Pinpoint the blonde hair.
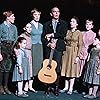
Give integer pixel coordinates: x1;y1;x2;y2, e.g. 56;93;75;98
31;8;41;15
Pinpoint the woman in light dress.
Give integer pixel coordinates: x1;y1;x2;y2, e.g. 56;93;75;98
60;16;83;95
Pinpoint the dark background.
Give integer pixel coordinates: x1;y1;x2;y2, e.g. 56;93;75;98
0;0;100;93
0;0;100;34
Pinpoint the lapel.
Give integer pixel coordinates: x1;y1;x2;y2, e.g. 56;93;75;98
48;21;53;30
57;20;61;28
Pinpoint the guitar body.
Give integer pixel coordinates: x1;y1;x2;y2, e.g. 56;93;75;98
38;59;57;84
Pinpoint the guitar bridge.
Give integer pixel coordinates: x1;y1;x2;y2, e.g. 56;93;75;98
44;74;51;77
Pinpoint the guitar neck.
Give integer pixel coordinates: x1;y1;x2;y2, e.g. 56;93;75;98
48;49;54;65
48;38;57;65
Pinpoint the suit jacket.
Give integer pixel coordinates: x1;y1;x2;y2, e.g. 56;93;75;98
41;19;68;54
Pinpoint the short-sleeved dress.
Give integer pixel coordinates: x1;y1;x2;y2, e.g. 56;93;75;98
12;48;30;81
83;47;100;85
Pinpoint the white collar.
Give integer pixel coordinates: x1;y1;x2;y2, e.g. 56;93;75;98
52;19;59;23
4;21;11;27
31;20;38;29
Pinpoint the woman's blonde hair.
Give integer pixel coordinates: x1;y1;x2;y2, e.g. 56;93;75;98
31;8;41;15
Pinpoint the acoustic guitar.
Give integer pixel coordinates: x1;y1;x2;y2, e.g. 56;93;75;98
38;48;57;84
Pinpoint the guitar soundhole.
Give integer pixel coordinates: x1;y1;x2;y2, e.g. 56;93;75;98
47;65;51;70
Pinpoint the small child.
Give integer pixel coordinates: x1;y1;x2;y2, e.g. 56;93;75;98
12;37;30;97
83;38;100;99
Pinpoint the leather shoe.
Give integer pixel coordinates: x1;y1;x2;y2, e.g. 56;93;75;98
87;95;96;99
44;87;50;96
54;86;59;96
4;86;11;95
29;88;37;93
59;89;68;93
44;91;49;96
17;93;29;98
67;91;72;95
83;94;91;98
0;86;6;95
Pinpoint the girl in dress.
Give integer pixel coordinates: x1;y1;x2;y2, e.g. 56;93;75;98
20;23;37;93
79;19;96;76
73;19;96;94
83;38;100;99
12;37;30;97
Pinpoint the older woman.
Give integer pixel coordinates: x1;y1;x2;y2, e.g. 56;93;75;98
60;16;83;95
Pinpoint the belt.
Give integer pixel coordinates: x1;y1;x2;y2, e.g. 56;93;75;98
67;45;77;47
1;40;13;44
25;48;31;50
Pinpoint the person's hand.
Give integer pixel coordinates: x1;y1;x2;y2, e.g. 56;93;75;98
50;42;56;49
50;39;57;49
96;67;100;75
0;53;3;61
18;67;23;74
47;42;56;49
79;53;84;60
47;42;51;47
96;56;100;63
74;57;79;64
45;33;54;41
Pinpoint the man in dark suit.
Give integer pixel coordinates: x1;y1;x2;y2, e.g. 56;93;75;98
41;6;68;96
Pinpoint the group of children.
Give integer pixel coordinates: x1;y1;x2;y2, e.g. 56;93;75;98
78;22;100;99
13;21;100;99
12;23;36;97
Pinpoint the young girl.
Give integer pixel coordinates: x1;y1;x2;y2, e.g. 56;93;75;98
73;19;96;94
83;38;100;99
79;19;96;76
20;23;37;93
12;37;30;97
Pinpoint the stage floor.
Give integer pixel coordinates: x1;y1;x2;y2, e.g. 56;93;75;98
0;91;100;100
